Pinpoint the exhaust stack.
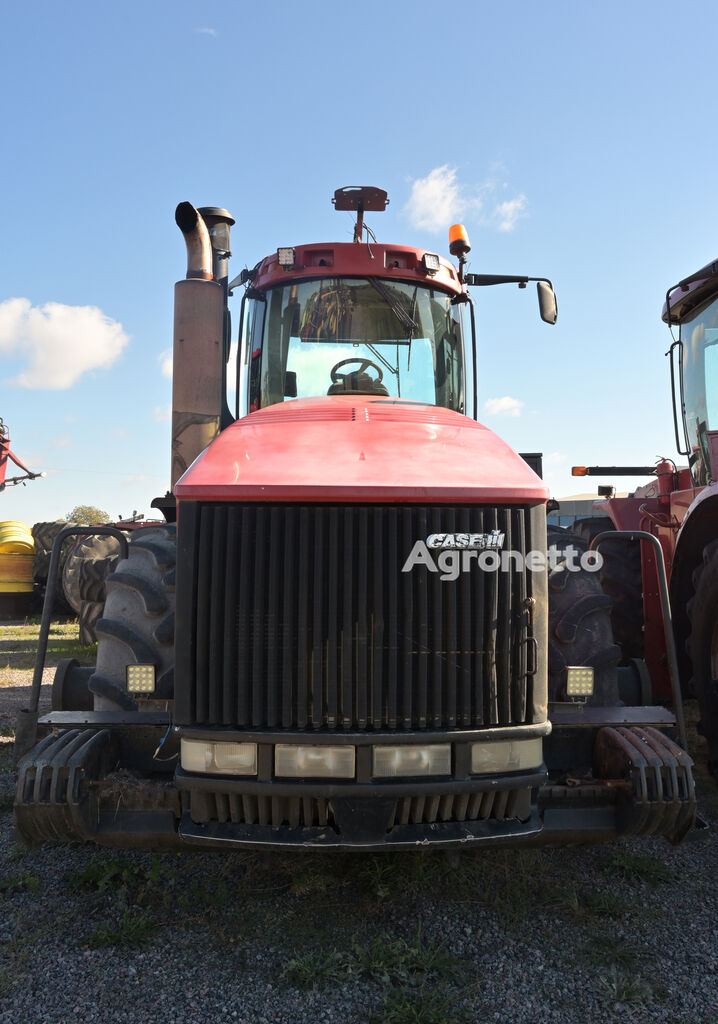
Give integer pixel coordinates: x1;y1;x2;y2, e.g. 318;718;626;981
171;202;232;489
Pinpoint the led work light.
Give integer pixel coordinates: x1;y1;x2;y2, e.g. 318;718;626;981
126;664;156;694
277;247;295;268
566;666;595;701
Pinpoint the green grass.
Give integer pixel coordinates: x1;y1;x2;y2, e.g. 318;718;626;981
369;985;470;1024
282;949;349;990
86;908;159;949
351;931;458;986
0;619;95;674
0;871;42;895
581;933;639;970
602;851;674;885
67;853;162;902
282;929;460;994
597;965;653;1006
580;889;629;918
550;884;628;920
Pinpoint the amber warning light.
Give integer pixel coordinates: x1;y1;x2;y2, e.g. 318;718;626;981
449;223;471;259
572;466;588;477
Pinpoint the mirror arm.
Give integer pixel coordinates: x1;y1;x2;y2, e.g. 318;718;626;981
464;273;554;289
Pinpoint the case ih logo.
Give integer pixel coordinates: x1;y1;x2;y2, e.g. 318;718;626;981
426;531;505;551
402;532;602;582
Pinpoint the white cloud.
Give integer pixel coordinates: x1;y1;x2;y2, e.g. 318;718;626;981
404;166;475;233
544;451;566;465
53;434;72;449
484;395;524;417
494;194;528;232
404;166;528;235
154;405;171;422
124;473;148;487
0;298;128;389
195;27;217;36
159;350;173;378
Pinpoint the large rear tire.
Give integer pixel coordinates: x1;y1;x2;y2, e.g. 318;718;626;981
89;524;176;711
547;526;621;705
686;540;718;778
572;516;644;661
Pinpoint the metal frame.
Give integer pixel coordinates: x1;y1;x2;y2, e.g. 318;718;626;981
589;530;688;750
26;525;129;714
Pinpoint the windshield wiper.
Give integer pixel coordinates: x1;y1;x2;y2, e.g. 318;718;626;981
368;278;420;335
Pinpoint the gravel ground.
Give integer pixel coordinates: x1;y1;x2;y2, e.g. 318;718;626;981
1;627;718;1024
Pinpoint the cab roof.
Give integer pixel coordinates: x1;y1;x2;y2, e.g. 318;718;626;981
251;241;463;296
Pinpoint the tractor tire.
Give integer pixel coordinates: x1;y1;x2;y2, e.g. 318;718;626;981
62;533;125;615
572;516;644;661
31;520;79;616
89;524;176;711
547;525;621;705
686;540;718;778
78;600;103;645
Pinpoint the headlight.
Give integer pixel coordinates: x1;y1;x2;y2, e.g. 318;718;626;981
470;738;543;775
275;745;355;779
181;739;257;775
372;744;451;778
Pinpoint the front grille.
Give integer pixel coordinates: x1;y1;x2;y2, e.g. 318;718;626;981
187;788;532;829
176;503;540;731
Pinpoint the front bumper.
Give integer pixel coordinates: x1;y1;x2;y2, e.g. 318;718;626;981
14;710;701;850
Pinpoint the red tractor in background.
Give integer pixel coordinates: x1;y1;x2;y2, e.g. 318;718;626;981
572;255;718;777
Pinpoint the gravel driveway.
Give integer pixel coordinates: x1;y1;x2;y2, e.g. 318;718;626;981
1;625;717;1024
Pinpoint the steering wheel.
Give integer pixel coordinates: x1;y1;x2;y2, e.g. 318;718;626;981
330;357;384;385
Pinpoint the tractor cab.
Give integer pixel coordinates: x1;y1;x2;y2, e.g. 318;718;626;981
233;186;555;423
664;259;718;485
239;271;469;415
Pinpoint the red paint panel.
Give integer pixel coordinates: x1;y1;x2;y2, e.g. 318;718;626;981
175;396;549;504
252;243;463;296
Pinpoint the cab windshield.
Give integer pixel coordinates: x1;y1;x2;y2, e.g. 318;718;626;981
245;277;466;413
681;293;718;483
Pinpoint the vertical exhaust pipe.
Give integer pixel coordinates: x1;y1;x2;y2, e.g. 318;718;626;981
171;203;230;490
198;206;236;431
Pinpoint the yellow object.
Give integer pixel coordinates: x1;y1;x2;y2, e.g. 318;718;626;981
0;520;35;554
449;223;471;258
0;522;34;592
0;554;34;592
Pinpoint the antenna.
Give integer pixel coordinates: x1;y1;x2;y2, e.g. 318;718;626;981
332;186;389;243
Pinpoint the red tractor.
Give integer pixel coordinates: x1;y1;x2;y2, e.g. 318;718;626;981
571;255;718;778
14;189;700;852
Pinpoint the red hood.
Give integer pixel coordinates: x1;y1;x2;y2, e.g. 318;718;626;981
174;397;548;504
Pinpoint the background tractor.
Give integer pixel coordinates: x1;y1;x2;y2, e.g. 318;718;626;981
13;188;700;852
571;255;718;778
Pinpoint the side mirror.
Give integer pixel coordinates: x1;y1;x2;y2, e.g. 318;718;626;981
537;281;558;325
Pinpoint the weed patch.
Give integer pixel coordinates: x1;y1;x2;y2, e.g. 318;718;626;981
86;908;158;949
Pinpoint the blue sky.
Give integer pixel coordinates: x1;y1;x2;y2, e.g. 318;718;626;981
2;0;717;525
